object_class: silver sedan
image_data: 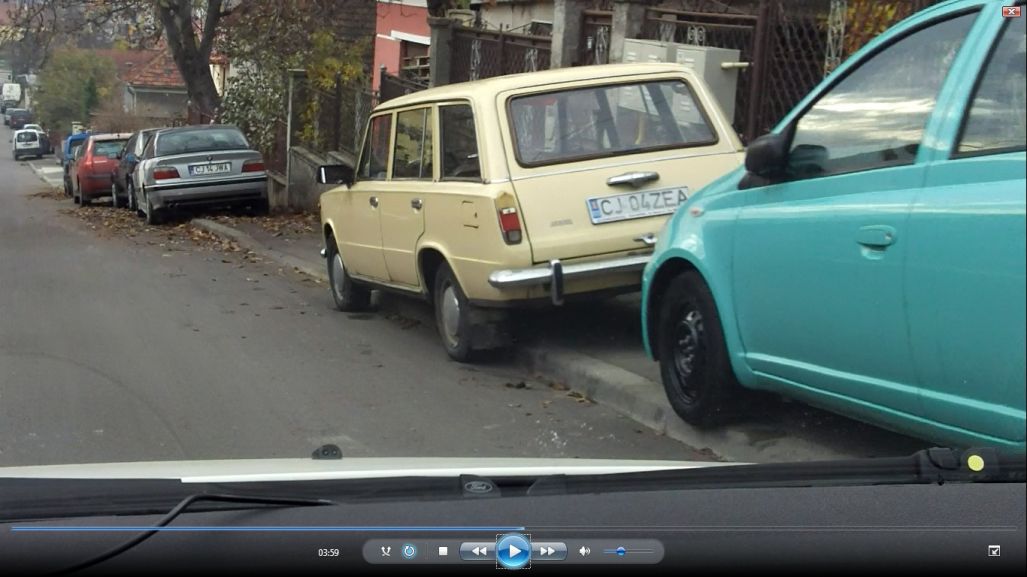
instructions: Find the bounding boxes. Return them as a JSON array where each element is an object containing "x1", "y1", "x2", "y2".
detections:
[{"x1": 132, "y1": 124, "x2": 268, "y2": 224}]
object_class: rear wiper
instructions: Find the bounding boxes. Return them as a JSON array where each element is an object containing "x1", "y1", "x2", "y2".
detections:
[
  {"x1": 526, "y1": 448, "x2": 1026, "y2": 496},
  {"x1": 53, "y1": 493, "x2": 336, "y2": 575}
]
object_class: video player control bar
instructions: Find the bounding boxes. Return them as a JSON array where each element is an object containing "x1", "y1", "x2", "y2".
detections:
[{"x1": 363, "y1": 538, "x2": 663, "y2": 564}]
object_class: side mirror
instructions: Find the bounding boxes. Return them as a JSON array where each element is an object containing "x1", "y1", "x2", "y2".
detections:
[
  {"x1": 317, "y1": 164, "x2": 354, "y2": 186},
  {"x1": 744, "y1": 132, "x2": 790, "y2": 178}
]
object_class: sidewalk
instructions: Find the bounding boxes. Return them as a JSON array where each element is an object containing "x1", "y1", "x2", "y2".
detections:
[{"x1": 190, "y1": 215, "x2": 929, "y2": 464}]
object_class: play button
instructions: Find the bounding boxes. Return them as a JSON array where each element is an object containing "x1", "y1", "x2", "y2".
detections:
[{"x1": 495, "y1": 533, "x2": 531, "y2": 569}]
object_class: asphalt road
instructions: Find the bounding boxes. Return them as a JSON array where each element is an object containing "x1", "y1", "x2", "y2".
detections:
[{"x1": 0, "y1": 125, "x2": 704, "y2": 468}]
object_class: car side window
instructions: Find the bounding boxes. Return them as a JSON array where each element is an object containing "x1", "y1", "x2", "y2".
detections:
[
  {"x1": 955, "y1": 15, "x2": 1026, "y2": 157},
  {"x1": 440, "y1": 104, "x2": 481, "y2": 181},
  {"x1": 392, "y1": 107, "x2": 434, "y2": 180},
  {"x1": 122, "y1": 136, "x2": 136, "y2": 158},
  {"x1": 786, "y1": 12, "x2": 976, "y2": 180},
  {"x1": 357, "y1": 114, "x2": 393, "y2": 181}
]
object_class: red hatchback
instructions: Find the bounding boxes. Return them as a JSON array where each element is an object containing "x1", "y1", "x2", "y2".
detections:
[{"x1": 72, "y1": 133, "x2": 131, "y2": 206}]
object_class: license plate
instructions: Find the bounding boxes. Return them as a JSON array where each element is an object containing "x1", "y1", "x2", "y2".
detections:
[
  {"x1": 189, "y1": 162, "x2": 231, "y2": 176},
  {"x1": 587, "y1": 187, "x2": 689, "y2": 224}
]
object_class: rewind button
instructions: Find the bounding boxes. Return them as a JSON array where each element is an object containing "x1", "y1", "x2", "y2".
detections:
[{"x1": 459, "y1": 542, "x2": 493, "y2": 561}]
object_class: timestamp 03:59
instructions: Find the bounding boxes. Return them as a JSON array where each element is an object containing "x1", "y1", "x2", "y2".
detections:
[{"x1": 317, "y1": 548, "x2": 341, "y2": 557}]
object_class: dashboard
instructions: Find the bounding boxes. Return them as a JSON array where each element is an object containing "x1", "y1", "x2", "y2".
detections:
[{"x1": 2, "y1": 479, "x2": 1023, "y2": 575}]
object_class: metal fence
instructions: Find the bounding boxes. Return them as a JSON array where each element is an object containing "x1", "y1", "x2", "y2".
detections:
[
  {"x1": 450, "y1": 25, "x2": 552, "y2": 83},
  {"x1": 286, "y1": 73, "x2": 377, "y2": 162},
  {"x1": 642, "y1": 0, "x2": 941, "y2": 142},
  {"x1": 581, "y1": 9, "x2": 614, "y2": 65},
  {"x1": 379, "y1": 68, "x2": 429, "y2": 103}
]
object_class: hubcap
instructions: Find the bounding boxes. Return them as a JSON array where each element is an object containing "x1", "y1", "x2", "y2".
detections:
[
  {"x1": 331, "y1": 254, "x2": 347, "y2": 301},
  {"x1": 440, "y1": 284, "x2": 461, "y2": 347},
  {"x1": 672, "y1": 306, "x2": 705, "y2": 403}
]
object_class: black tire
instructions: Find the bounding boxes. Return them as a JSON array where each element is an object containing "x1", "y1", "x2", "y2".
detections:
[
  {"x1": 143, "y1": 188, "x2": 161, "y2": 225},
  {"x1": 433, "y1": 262, "x2": 480, "y2": 362},
  {"x1": 78, "y1": 181, "x2": 91, "y2": 207},
  {"x1": 326, "y1": 236, "x2": 371, "y2": 312},
  {"x1": 12, "y1": 153, "x2": 18, "y2": 161},
  {"x1": 127, "y1": 180, "x2": 137, "y2": 212},
  {"x1": 656, "y1": 271, "x2": 741, "y2": 428}
]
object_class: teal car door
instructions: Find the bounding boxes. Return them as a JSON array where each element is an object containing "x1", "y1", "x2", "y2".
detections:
[
  {"x1": 731, "y1": 13, "x2": 977, "y2": 417},
  {"x1": 906, "y1": 13, "x2": 1027, "y2": 448}
]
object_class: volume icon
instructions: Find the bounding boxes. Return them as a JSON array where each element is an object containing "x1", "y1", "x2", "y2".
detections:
[{"x1": 578, "y1": 546, "x2": 591, "y2": 557}]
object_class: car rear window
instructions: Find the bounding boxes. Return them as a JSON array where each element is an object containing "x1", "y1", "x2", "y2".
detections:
[
  {"x1": 16, "y1": 132, "x2": 38, "y2": 143},
  {"x1": 509, "y1": 79, "x2": 717, "y2": 166},
  {"x1": 94, "y1": 140, "x2": 127, "y2": 157},
  {"x1": 156, "y1": 128, "x2": 249, "y2": 156}
]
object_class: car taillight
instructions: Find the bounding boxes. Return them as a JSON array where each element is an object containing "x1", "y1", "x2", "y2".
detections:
[
  {"x1": 153, "y1": 167, "x2": 180, "y2": 180},
  {"x1": 242, "y1": 160, "x2": 265, "y2": 173},
  {"x1": 498, "y1": 207, "x2": 522, "y2": 245}
]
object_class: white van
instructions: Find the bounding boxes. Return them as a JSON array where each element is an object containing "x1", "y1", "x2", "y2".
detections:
[
  {"x1": 12, "y1": 129, "x2": 44, "y2": 161},
  {"x1": 2, "y1": 83, "x2": 21, "y2": 112}
]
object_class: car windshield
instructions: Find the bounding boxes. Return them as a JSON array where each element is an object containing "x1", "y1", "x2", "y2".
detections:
[
  {"x1": 155, "y1": 128, "x2": 249, "y2": 156},
  {"x1": 1, "y1": 3, "x2": 1023, "y2": 561},
  {"x1": 93, "y1": 140, "x2": 127, "y2": 157}
]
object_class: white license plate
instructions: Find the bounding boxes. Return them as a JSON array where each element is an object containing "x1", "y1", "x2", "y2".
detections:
[
  {"x1": 587, "y1": 187, "x2": 689, "y2": 224},
  {"x1": 189, "y1": 162, "x2": 231, "y2": 176}
]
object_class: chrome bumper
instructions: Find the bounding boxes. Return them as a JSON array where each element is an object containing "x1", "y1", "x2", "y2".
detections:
[{"x1": 488, "y1": 254, "x2": 651, "y2": 305}]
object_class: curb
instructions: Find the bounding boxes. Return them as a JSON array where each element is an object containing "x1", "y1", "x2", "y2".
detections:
[
  {"x1": 189, "y1": 218, "x2": 849, "y2": 464},
  {"x1": 191, "y1": 218, "x2": 328, "y2": 282}
]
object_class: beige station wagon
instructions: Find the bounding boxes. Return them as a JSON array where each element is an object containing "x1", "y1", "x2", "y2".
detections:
[{"x1": 318, "y1": 62, "x2": 744, "y2": 360}]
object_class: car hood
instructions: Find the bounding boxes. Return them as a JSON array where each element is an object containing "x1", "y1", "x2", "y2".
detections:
[{"x1": 0, "y1": 457, "x2": 730, "y2": 483}]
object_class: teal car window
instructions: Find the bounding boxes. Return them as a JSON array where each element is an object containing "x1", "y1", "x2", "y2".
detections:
[
  {"x1": 956, "y1": 15, "x2": 1027, "y2": 156},
  {"x1": 787, "y1": 13, "x2": 975, "y2": 179}
]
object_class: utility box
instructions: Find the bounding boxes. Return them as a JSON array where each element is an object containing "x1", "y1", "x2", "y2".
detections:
[
  {"x1": 670, "y1": 44, "x2": 741, "y2": 123},
  {"x1": 621, "y1": 39, "x2": 742, "y2": 125}
]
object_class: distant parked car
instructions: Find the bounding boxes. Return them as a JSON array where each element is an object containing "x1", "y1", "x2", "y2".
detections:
[
  {"x1": 23, "y1": 123, "x2": 43, "y2": 132},
  {"x1": 641, "y1": 3, "x2": 1026, "y2": 450},
  {"x1": 8, "y1": 109, "x2": 34, "y2": 130},
  {"x1": 112, "y1": 128, "x2": 161, "y2": 210},
  {"x1": 61, "y1": 132, "x2": 91, "y2": 196},
  {"x1": 132, "y1": 124, "x2": 268, "y2": 225},
  {"x1": 71, "y1": 133, "x2": 131, "y2": 206},
  {"x1": 11, "y1": 129, "x2": 45, "y2": 160}
]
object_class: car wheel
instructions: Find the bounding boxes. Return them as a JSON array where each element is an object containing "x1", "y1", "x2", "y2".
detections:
[
  {"x1": 78, "y1": 181, "x2": 91, "y2": 207},
  {"x1": 326, "y1": 236, "x2": 371, "y2": 312},
  {"x1": 144, "y1": 188, "x2": 162, "y2": 225},
  {"x1": 111, "y1": 188, "x2": 121, "y2": 209},
  {"x1": 127, "y1": 180, "x2": 137, "y2": 212},
  {"x1": 433, "y1": 262, "x2": 481, "y2": 362},
  {"x1": 656, "y1": 270, "x2": 741, "y2": 428}
]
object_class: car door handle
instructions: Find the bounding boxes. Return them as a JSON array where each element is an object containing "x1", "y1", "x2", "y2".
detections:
[
  {"x1": 856, "y1": 225, "x2": 897, "y2": 248},
  {"x1": 634, "y1": 233, "x2": 658, "y2": 247},
  {"x1": 410, "y1": 198, "x2": 423, "y2": 210},
  {"x1": 369, "y1": 196, "x2": 379, "y2": 208},
  {"x1": 607, "y1": 171, "x2": 659, "y2": 188}
]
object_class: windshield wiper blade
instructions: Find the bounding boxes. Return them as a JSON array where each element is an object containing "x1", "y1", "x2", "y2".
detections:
[
  {"x1": 537, "y1": 448, "x2": 1026, "y2": 496},
  {"x1": 52, "y1": 493, "x2": 336, "y2": 575}
]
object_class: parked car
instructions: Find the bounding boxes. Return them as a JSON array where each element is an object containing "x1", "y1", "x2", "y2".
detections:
[
  {"x1": 131, "y1": 124, "x2": 268, "y2": 224},
  {"x1": 641, "y1": 2, "x2": 1026, "y2": 451},
  {"x1": 11, "y1": 129, "x2": 45, "y2": 160},
  {"x1": 71, "y1": 133, "x2": 131, "y2": 206},
  {"x1": 8, "y1": 108, "x2": 34, "y2": 130},
  {"x1": 61, "y1": 132, "x2": 91, "y2": 196},
  {"x1": 23, "y1": 123, "x2": 43, "y2": 132},
  {"x1": 2, "y1": 82, "x2": 21, "y2": 113},
  {"x1": 112, "y1": 128, "x2": 160, "y2": 210},
  {"x1": 316, "y1": 62, "x2": 743, "y2": 361}
]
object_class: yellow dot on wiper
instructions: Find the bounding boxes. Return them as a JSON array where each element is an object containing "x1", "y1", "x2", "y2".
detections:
[{"x1": 967, "y1": 454, "x2": 985, "y2": 472}]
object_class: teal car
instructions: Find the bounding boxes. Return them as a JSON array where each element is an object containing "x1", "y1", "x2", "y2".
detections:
[{"x1": 641, "y1": 0, "x2": 1026, "y2": 451}]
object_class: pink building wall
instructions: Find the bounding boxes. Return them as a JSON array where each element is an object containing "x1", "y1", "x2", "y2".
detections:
[{"x1": 373, "y1": 1, "x2": 431, "y2": 91}]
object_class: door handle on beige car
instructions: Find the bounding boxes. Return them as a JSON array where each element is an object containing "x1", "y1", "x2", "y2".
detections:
[
  {"x1": 411, "y1": 198, "x2": 423, "y2": 210},
  {"x1": 634, "y1": 233, "x2": 658, "y2": 247},
  {"x1": 607, "y1": 171, "x2": 659, "y2": 188},
  {"x1": 369, "y1": 196, "x2": 379, "y2": 208}
]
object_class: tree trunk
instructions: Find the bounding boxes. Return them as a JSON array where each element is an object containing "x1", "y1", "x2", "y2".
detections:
[{"x1": 156, "y1": 0, "x2": 223, "y2": 119}]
